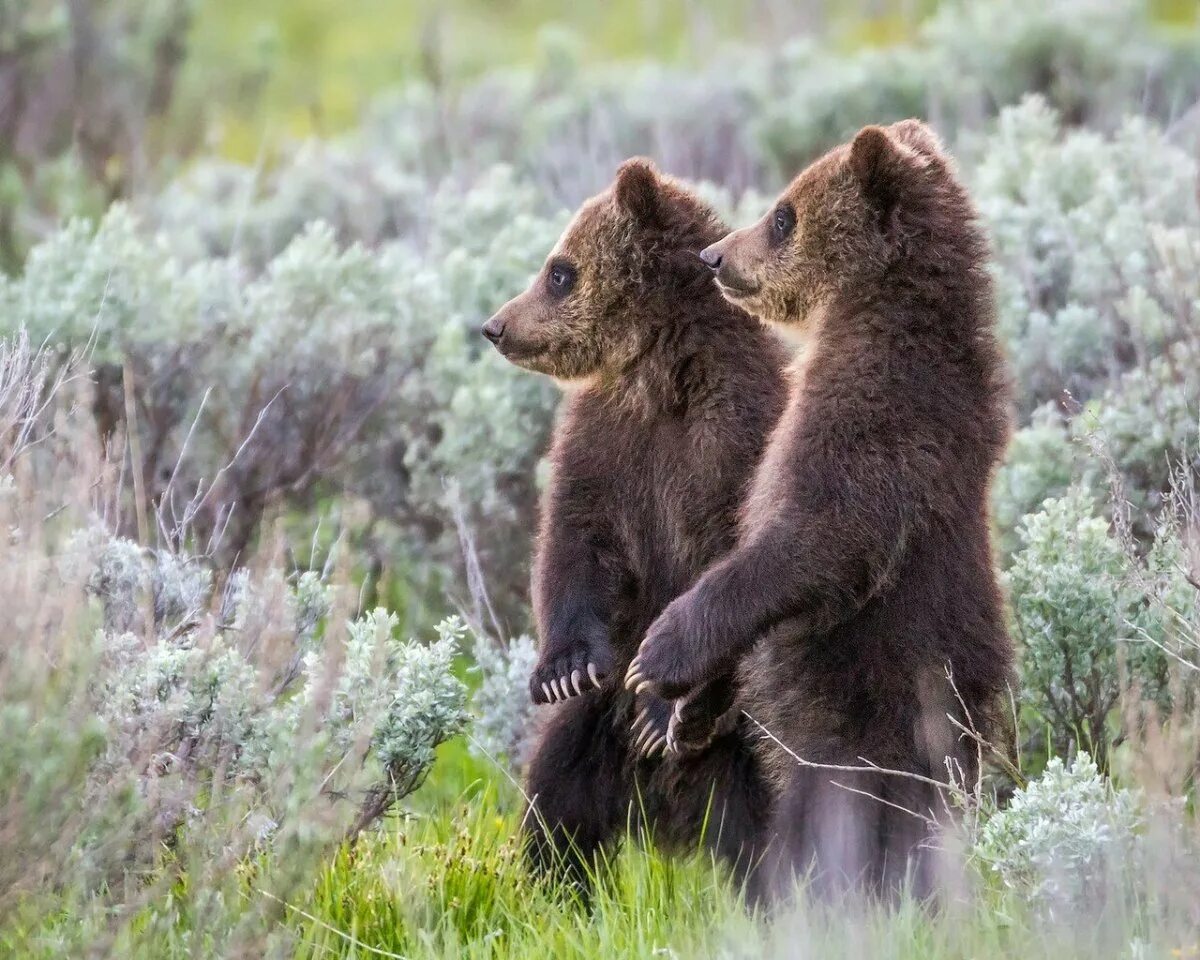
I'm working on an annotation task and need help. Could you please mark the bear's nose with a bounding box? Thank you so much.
[481,318,505,344]
[699,245,723,270]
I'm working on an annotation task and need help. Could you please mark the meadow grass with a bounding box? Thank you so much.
[285,741,1193,960]
[2,713,1196,958]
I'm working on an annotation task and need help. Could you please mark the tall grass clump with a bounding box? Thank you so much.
[0,334,469,956]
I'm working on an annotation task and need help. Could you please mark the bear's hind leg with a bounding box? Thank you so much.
[651,723,772,899]
[761,764,878,905]
[523,693,633,895]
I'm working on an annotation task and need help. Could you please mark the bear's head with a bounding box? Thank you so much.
[482,159,726,381]
[699,119,968,328]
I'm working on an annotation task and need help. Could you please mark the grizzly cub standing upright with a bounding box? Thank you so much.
[482,160,788,888]
[626,120,1013,901]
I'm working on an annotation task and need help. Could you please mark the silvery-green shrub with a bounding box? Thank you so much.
[28,520,469,884]
[972,97,1199,414]
[1007,490,1172,763]
[976,752,1143,912]
[470,632,539,771]
[0,180,564,622]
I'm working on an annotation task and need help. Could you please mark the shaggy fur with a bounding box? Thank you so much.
[628,121,1014,902]
[483,159,789,888]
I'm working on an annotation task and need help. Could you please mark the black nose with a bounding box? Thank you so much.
[481,319,504,344]
[699,246,723,270]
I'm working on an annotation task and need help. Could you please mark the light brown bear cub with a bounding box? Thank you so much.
[483,159,788,889]
[627,120,1014,902]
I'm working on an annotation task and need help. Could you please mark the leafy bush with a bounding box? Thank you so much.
[991,404,1082,558]
[0,333,467,947]
[1006,479,1200,767]
[1008,491,1166,763]
[976,753,1144,912]
[973,96,1200,415]
[758,0,1200,177]
[0,183,563,624]
[470,632,539,771]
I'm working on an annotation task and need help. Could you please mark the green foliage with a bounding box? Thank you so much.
[976,753,1145,911]
[973,96,1200,414]
[1006,489,1192,765]
[4,1,1200,954]
[0,0,199,267]
[0,186,564,622]
[0,337,468,949]
[991,404,1082,558]
[469,632,539,770]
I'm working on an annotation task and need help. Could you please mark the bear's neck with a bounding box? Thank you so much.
[835,225,992,342]
[603,295,755,420]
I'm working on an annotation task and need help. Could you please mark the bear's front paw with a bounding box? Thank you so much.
[624,597,713,700]
[667,678,737,754]
[529,619,616,706]
[629,694,673,760]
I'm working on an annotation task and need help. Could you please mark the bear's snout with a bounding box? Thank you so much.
[699,245,723,270]
[481,316,505,344]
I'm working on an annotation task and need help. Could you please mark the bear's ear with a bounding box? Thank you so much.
[849,125,904,221]
[614,157,664,228]
[888,118,942,159]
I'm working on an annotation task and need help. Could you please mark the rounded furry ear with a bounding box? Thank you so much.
[849,126,895,188]
[614,157,663,227]
[888,118,942,158]
[849,125,902,216]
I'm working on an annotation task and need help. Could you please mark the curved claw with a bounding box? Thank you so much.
[541,682,553,703]
[587,663,602,689]
[623,655,642,690]
[560,675,573,700]
[645,734,667,758]
[637,715,663,754]
[571,669,584,697]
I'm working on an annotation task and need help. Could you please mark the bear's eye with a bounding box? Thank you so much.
[771,204,796,244]
[546,261,577,298]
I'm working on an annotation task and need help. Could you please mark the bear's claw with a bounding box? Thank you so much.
[630,695,675,759]
[531,652,613,705]
[624,654,644,691]
[664,699,683,754]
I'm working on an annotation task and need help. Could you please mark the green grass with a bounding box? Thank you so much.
[294,744,755,959]
[281,742,1170,960]
[4,734,1197,958]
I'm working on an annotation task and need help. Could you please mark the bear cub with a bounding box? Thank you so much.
[483,159,788,888]
[627,120,1014,902]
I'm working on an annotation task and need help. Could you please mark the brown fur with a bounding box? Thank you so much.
[631,121,1015,902]
[483,160,789,889]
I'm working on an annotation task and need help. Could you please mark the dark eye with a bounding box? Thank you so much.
[547,261,576,298]
[771,204,795,243]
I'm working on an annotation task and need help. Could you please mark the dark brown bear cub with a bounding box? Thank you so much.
[626,120,1014,902]
[482,159,788,889]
